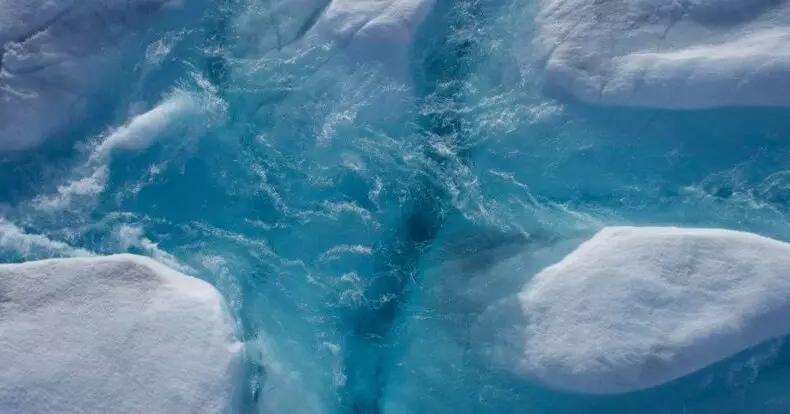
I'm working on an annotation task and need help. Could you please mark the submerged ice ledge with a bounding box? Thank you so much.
[0,254,242,413]
[495,227,790,394]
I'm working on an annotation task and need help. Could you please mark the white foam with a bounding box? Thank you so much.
[499,227,790,394]
[318,244,372,261]
[0,219,93,258]
[0,254,242,412]
[30,88,223,213]
[114,224,194,274]
[33,166,109,212]
[536,0,790,108]
[97,92,201,155]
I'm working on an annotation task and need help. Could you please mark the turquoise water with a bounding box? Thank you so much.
[3,0,790,412]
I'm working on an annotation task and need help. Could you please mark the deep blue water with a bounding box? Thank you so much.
[3,0,790,413]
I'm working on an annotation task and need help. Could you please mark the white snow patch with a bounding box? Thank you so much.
[0,0,199,152]
[0,254,242,413]
[234,0,434,79]
[535,0,790,108]
[502,226,790,394]
[302,0,436,76]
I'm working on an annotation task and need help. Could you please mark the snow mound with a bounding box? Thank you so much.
[305,0,435,73]
[0,0,189,152]
[535,0,790,108]
[0,254,242,413]
[512,227,790,394]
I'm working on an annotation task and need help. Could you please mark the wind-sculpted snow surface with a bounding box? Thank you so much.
[0,0,199,152]
[0,254,242,413]
[506,227,790,394]
[535,0,790,108]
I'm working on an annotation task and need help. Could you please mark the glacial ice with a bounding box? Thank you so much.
[535,0,790,108]
[0,254,242,413]
[504,226,790,394]
[0,0,194,152]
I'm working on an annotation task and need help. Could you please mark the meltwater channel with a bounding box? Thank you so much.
[3,0,790,413]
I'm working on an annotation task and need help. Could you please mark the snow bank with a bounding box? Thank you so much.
[535,0,790,108]
[302,0,435,76]
[312,0,433,56]
[0,254,242,413]
[236,0,434,71]
[510,227,790,394]
[0,0,190,152]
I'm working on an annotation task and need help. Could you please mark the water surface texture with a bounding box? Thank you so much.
[3,0,790,413]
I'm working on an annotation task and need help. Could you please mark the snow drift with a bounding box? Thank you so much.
[0,254,242,413]
[0,0,196,152]
[535,0,790,108]
[497,227,790,393]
